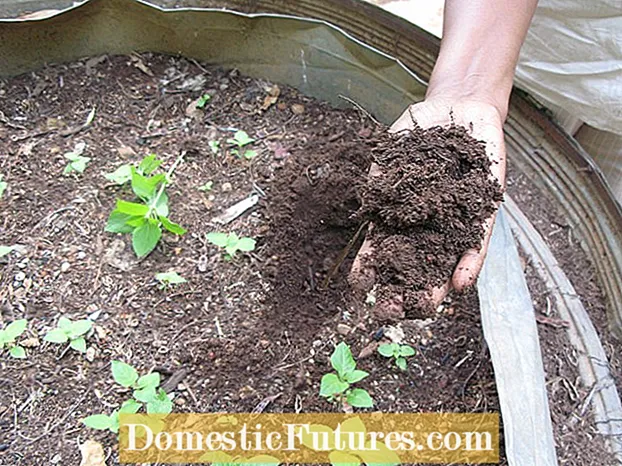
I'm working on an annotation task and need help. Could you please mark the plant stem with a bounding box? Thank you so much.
[147,151,185,218]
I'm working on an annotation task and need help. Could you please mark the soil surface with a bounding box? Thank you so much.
[0,52,616,466]
[0,53,502,465]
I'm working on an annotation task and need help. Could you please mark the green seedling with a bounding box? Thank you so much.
[378,343,416,371]
[44,316,93,353]
[0,319,28,359]
[227,130,257,160]
[105,153,186,258]
[198,181,213,192]
[63,142,90,175]
[208,140,220,155]
[155,271,186,289]
[104,153,162,185]
[320,342,373,409]
[196,94,211,109]
[0,174,7,198]
[82,361,173,433]
[206,232,256,260]
[0,245,15,258]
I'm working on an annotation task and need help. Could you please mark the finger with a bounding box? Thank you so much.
[389,102,453,133]
[430,280,452,308]
[452,211,498,291]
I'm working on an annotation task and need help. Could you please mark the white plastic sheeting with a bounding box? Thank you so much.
[515,0,622,135]
[478,207,558,466]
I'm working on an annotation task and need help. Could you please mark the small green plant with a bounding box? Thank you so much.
[198,181,213,192]
[208,140,220,155]
[105,153,186,257]
[196,94,211,109]
[320,342,373,409]
[378,343,416,371]
[0,319,28,359]
[82,361,173,433]
[43,316,93,353]
[227,130,257,160]
[104,153,162,185]
[0,174,7,198]
[206,232,256,259]
[63,142,90,175]
[155,271,186,289]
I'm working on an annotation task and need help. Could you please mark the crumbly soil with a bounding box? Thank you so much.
[0,53,614,466]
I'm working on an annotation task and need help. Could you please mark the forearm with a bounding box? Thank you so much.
[427,0,537,119]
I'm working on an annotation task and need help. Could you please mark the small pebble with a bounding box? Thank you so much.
[77,251,86,260]
[14,272,26,282]
[60,262,70,272]
[337,323,352,336]
[221,182,232,192]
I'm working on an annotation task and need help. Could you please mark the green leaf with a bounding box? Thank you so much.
[138,154,162,175]
[319,373,349,398]
[146,389,173,414]
[206,232,229,248]
[346,389,374,408]
[64,155,91,174]
[4,319,27,340]
[343,369,369,384]
[399,345,416,357]
[104,164,133,184]
[115,199,149,217]
[131,169,163,200]
[208,140,220,154]
[330,342,357,378]
[0,245,14,257]
[9,345,26,359]
[159,216,186,235]
[243,149,258,160]
[151,191,169,217]
[0,174,6,198]
[105,210,137,234]
[237,237,256,252]
[134,386,157,403]
[155,271,186,286]
[198,181,213,192]
[137,372,161,390]
[58,317,72,331]
[396,357,407,371]
[44,328,69,344]
[228,130,254,147]
[357,440,402,466]
[112,360,139,388]
[196,94,211,108]
[70,337,87,353]
[378,343,397,358]
[119,399,142,414]
[329,451,361,466]
[132,221,162,257]
[69,320,93,338]
[109,412,120,433]
[82,414,113,430]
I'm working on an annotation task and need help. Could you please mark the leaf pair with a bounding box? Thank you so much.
[63,142,90,175]
[155,271,186,288]
[227,130,258,160]
[378,343,416,371]
[44,316,93,353]
[104,154,162,185]
[206,232,256,259]
[0,319,28,359]
[319,342,373,408]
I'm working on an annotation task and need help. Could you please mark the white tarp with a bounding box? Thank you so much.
[515,0,622,135]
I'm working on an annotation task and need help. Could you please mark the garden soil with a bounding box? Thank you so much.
[0,53,615,465]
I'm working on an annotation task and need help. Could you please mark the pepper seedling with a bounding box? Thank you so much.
[0,319,28,359]
[82,361,173,433]
[155,271,187,289]
[105,153,186,257]
[226,130,257,160]
[206,232,256,260]
[43,316,93,353]
[320,342,373,409]
[63,142,90,175]
[378,343,416,371]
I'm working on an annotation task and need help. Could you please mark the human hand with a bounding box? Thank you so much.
[350,96,506,314]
